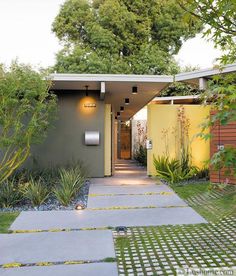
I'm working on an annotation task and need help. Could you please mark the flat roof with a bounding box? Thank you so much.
[50,73,173,83]
[175,63,236,84]
[49,63,236,120]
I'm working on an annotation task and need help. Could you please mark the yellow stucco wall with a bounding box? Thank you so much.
[147,104,210,176]
[104,104,112,176]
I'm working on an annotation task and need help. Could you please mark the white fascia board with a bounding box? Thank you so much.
[50,73,173,83]
[153,95,199,101]
[175,63,236,82]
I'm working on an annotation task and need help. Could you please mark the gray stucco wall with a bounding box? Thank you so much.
[26,91,105,177]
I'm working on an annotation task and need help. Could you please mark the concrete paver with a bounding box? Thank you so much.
[89,184,171,195]
[87,194,187,208]
[10,208,206,231]
[0,231,115,265]
[0,263,118,276]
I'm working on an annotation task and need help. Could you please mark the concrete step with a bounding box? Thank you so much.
[87,194,187,209]
[10,208,206,231]
[0,263,118,276]
[0,230,115,265]
[89,184,171,195]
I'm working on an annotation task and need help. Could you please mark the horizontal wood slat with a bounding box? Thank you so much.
[210,111,236,184]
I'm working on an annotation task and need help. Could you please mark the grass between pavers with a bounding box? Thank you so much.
[114,182,236,275]
[114,216,236,275]
[0,212,19,233]
[171,182,236,222]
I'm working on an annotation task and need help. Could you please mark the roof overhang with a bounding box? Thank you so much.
[49,63,236,120]
[50,74,173,120]
[175,63,236,85]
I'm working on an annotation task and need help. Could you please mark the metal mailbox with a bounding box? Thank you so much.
[85,131,100,146]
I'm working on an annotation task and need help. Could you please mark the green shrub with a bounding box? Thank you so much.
[0,178,22,208]
[23,177,49,207]
[53,167,84,206]
[153,155,198,184]
[134,145,147,166]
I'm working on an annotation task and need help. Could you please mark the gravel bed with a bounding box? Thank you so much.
[0,180,90,213]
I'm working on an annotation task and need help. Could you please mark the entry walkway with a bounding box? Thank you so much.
[1,160,206,276]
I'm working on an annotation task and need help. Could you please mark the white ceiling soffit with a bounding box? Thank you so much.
[50,74,173,121]
[49,63,236,120]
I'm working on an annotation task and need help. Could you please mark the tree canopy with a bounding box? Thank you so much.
[52,0,202,74]
[0,63,57,183]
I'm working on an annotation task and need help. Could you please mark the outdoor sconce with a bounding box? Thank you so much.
[125,98,130,105]
[120,106,124,112]
[132,86,138,94]
[75,203,85,210]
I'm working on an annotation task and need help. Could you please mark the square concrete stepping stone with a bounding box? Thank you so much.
[0,230,115,265]
[87,194,187,208]
[10,208,206,231]
[0,263,118,276]
[90,177,157,185]
[89,184,171,195]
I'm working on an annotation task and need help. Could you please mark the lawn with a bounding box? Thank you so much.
[0,212,19,233]
[172,182,236,222]
[114,182,236,275]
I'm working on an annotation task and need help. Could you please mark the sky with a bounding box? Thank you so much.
[0,0,223,70]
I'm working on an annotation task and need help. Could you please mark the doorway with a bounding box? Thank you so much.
[117,121,132,160]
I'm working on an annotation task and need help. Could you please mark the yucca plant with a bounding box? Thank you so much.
[23,177,49,207]
[53,167,84,206]
[0,178,22,208]
[153,155,198,184]
[153,156,180,183]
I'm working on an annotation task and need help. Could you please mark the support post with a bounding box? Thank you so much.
[199,78,207,90]
[100,82,105,100]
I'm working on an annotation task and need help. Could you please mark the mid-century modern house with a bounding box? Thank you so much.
[27,64,236,184]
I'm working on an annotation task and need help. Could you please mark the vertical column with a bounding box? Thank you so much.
[104,104,112,176]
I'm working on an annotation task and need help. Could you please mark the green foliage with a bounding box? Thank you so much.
[52,0,202,74]
[199,73,236,176]
[23,178,50,207]
[153,155,198,184]
[0,212,19,233]
[178,0,236,64]
[133,145,147,166]
[53,167,85,206]
[161,82,200,97]
[181,0,236,179]
[0,62,57,183]
[0,178,22,208]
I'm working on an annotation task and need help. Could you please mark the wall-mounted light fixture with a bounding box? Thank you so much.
[120,106,124,112]
[125,98,130,105]
[117,112,121,118]
[132,86,138,94]
[85,85,89,97]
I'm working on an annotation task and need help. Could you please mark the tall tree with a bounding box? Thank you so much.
[179,0,236,178]
[52,0,202,74]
